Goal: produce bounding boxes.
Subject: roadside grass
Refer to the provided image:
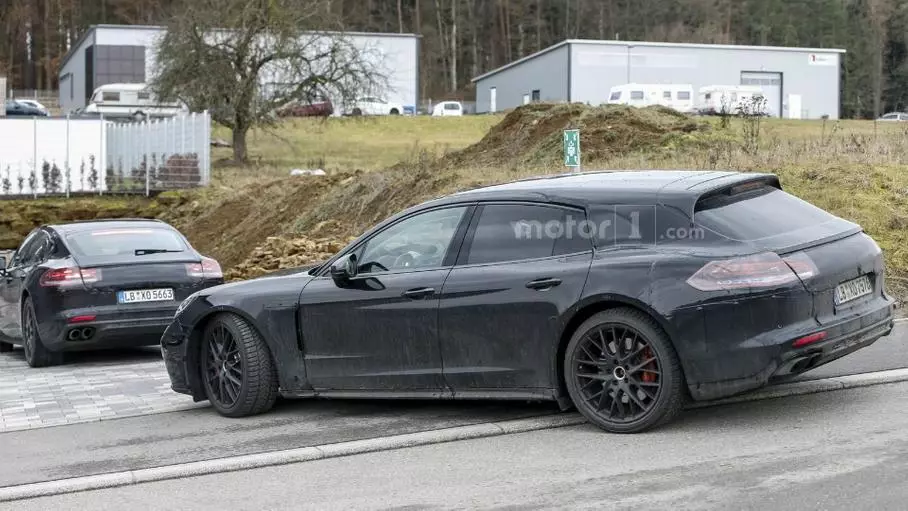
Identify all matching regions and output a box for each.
[210,115,501,174]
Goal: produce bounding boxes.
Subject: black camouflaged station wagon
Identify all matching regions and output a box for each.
[162,171,894,433]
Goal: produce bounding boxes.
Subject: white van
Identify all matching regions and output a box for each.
[607,84,695,113]
[432,101,464,116]
[697,85,767,115]
[83,83,187,121]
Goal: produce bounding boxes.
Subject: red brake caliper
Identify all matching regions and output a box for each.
[641,346,656,383]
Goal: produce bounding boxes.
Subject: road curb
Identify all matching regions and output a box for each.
[2,369,908,502]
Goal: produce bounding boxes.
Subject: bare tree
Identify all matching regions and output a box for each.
[152,0,387,163]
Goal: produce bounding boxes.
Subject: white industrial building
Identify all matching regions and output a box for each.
[58,24,420,115]
[472,39,845,119]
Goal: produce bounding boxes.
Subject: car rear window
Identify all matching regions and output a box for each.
[66,228,187,257]
[694,185,837,241]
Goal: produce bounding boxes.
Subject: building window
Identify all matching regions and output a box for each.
[663,91,671,99]
[137,91,151,100]
[630,91,644,100]
[677,91,691,100]
[531,89,540,102]
[94,45,146,89]
[102,91,120,102]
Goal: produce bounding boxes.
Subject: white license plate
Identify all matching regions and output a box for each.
[117,288,175,304]
[834,275,873,305]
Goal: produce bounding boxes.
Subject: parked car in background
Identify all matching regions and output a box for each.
[432,101,464,116]
[276,96,333,117]
[877,112,908,121]
[83,83,188,121]
[346,97,404,116]
[0,219,223,367]
[162,170,893,434]
[13,99,49,115]
[4,99,49,117]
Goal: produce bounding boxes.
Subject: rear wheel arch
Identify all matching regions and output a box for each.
[555,296,686,405]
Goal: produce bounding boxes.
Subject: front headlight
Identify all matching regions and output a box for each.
[175,292,201,316]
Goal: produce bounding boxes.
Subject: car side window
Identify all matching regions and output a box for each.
[356,206,468,274]
[14,231,48,266]
[464,204,587,265]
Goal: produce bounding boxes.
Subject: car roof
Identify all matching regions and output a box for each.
[47,219,169,235]
[440,170,778,206]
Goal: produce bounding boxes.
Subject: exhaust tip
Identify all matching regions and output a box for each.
[67,329,82,341]
[80,327,95,340]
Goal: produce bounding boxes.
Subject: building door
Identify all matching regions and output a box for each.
[490,87,497,113]
[740,71,782,117]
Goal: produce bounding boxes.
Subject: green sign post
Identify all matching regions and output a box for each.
[563,129,580,170]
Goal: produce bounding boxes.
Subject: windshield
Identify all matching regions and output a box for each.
[66,227,187,257]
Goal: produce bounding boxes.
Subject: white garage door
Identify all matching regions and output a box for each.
[740,71,782,117]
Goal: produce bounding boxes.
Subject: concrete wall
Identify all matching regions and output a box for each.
[474,44,569,114]
[570,41,842,119]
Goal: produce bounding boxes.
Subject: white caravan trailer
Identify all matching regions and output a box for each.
[607,84,695,113]
[697,85,767,115]
[83,83,187,121]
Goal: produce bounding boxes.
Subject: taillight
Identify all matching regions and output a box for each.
[40,267,101,287]
[186,256,222,279]
[781,252,819,281]
[686,252,800,291]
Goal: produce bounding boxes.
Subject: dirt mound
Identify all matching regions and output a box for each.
[224,234,355,280]
[443,103,709,168]
[157,172,357,269]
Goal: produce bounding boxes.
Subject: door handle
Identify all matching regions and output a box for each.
[402,287,435,299]
[526,278,562,290]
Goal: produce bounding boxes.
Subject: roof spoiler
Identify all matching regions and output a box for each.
[693,174,781,213]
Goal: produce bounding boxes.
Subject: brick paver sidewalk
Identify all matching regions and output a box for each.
[0,348,204,432]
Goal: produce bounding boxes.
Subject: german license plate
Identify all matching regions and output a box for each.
[117,288,175,304]
[834,275,872,305]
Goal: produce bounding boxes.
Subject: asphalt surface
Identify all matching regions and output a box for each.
[6,381,908,510]
[0,322,904,490]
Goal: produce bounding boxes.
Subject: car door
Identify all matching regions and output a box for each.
[437,203,594,393]
[299,205,473,392]
[0,230,49,338]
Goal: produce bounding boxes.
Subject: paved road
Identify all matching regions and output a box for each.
[0,322,905,489]
[6,381,908,510]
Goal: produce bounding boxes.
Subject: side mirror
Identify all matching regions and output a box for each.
[330,253,358,283]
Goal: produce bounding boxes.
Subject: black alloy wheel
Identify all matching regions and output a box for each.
[565,308,685,433]
[202,313,278,417]
[22,299,62,367]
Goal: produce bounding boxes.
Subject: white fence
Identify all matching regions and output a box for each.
[106,112,211,194]
[0,112,210,197]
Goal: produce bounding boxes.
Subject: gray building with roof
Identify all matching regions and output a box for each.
[472,39,845,119]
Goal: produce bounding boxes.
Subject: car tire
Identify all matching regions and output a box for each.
[133,111,147,122]
[201,313,278,418]
[564,308,685,434]
[389,108,400,115]
[0,341,12,353]
[351,107,363,116]
[22,298,63,368]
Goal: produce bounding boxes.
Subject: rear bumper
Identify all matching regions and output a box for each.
[42,306,178,351]
[688,295,894,401]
